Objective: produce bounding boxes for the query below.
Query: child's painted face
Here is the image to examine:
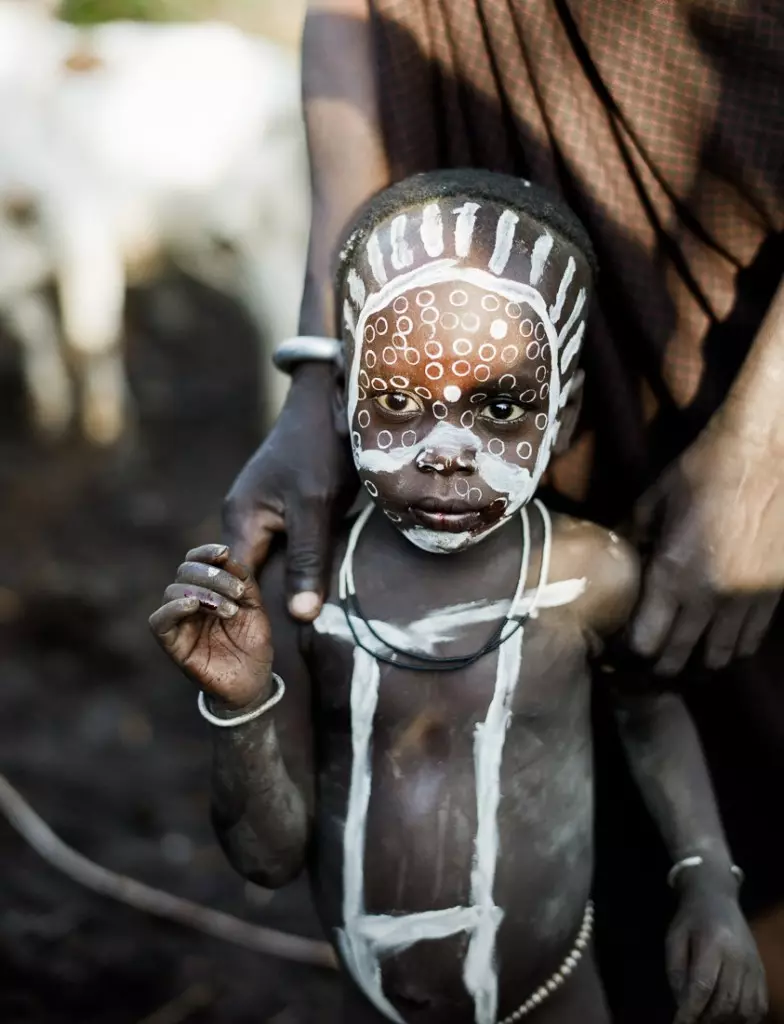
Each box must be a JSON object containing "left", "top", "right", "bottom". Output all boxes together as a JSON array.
[{"left": 341, "top": 200, "right": 591, "bottom": 553}]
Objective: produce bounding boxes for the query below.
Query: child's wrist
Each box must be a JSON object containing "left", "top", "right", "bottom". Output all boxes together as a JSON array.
[
  {"left": 205, "top": 673, "right": 275, "bottom": 719},
  {"left": 671, "top": 856, "right": 743, "bottom": 900}
]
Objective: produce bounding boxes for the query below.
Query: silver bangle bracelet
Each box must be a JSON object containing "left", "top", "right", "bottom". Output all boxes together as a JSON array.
[
  {"left": 667, "top": 855, "right": 745, "bottom": 889},
  {"left": 197, "top": 673, "right": 286, "bottom": 728},
  {"left": 272, "top": 335, "right": 342, "bottom": 375}
]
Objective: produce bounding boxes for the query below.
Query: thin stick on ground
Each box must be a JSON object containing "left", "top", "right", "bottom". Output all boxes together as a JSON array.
[{"left": 0, "top": 773, "right": 338, "bottom": 970}]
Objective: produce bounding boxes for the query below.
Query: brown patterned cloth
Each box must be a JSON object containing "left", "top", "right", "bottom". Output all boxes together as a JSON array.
[{"left": 370, "top": 0, "right": 784, "bottom": 521}]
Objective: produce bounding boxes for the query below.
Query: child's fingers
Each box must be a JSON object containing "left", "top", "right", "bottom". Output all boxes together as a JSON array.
[
  {"left": 186, "top": 544, "right": 251, "bottom": 582},
  {"left": 149, "top": 596, "right": 200, "bottom": 637},
  {"left": 163, "top": 583, "right": 239, "bottom": 619},
  {"left": 176, "top": 560, "right": 245, "bottom": 601}
]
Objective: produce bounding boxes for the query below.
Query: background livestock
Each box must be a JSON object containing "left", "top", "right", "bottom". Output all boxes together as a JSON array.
[
  {"left": 0, "top": 2, "right": 347, "bottom": 1022},
  {"left": 0, "top": 1, "right": 308, "bottom": 445}
]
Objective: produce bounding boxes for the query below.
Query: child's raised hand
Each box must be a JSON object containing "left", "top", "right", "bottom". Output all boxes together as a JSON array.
[
  {"left": 149, "top": 544, "right": 273, "bottom": 710},
  {"left": 667, "top": 887, "right": 767, "bottom": 1024}
]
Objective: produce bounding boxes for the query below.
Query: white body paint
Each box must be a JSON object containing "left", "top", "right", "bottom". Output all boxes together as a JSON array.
[
  {"left": 314, "top": 504, "right": 574, "bottom": 1023},
  {"left": 529, "top": 233, "right": 553, "bottom": 286},
  {"left": 488, "top": 210, "right": 519, "bottom": 275},
  {"left": 421, "top": 203, "right": 445, "bottom": 257},
  {"left": 548, "top": 257, "right": 576, "bottom": 324}
]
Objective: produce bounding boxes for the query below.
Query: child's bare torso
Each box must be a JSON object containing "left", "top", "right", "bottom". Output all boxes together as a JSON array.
[{"left": 295, "top": 508, "right": 623, "bottom": 1023}]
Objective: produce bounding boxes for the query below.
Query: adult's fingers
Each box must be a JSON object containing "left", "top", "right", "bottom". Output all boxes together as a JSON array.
[
  {"left": 221, "top": 501, "right": 283, "bottom": 573},
  {"left": 656, "top": 600, "right": 715, "bottom": 676},
  {"left": 285, "top": 497, "right": 332, "bottom": 621},
  {"left": 176, "top": 561, "right": 246, "bottom": 602},
  {"left": 738, "top": 592, "right": 781, "bottom": 659},
  {"left": 675, "top": 946, "right": 721, "bottom": 1024},
  {"left": 149, "top": 597, "right": 200, "bottom": 640},
  {"left": 628, "top": 559, "right": 681, "bottom": 659},
  {"left": 163, "top": 584, "right": 238, "bottom": 619},
  {"left": 703, "top": 598, "right": 753, "bottom": 671}
]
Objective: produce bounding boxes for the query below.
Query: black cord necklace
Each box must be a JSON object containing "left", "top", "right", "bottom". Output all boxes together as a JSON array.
[{"left": 338, "top": 502, "right": 548, "bottom": 673}]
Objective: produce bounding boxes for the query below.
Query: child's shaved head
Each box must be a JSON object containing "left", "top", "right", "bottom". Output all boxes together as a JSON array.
[{"left": 335, "top": 170, "right": 595, "bottom": 554}]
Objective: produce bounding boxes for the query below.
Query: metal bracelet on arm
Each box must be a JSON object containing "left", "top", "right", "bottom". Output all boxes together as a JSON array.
[
  {"left": 272, "top": 336, "right": 342, "bottom": 375},
  {"left": 667, "top": 855, "right": 745, "bottom": 889},
  {"left": 197, "top": 673, "right": 286, "bottom": 728}
]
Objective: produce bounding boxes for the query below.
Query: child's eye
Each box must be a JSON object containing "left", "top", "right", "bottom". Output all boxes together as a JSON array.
[
  {"left": 373, "top": 393, "right": 422, "bottom": 417},
  {"left": 478, "top": 399, "right": 527, "bottom": 424}
]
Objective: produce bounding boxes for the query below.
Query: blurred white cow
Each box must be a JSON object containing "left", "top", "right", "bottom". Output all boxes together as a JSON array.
[{"left": 0, "top": 0, "right": 308, "bottom": 444}]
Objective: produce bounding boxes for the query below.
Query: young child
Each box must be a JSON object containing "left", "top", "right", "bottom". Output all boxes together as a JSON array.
[{"left": 150, "top": 172, "right": 766, "bottom": 1024}]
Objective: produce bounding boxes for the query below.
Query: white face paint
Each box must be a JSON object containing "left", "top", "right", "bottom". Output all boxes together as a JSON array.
[{"left": 340, "top": 202, "right": 590, "bottom": 555}]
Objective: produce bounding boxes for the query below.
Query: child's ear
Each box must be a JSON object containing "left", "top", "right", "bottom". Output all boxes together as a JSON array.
[
  {"left": 331, "top": 359, "right": 350, "bottom": 438},
  {"left": 553, "top": 369, "right": 584, "bottom": 455}
]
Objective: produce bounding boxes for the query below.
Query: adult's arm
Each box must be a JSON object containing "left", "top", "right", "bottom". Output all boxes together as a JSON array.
[
  {"left": 629, "top": 275, "right": 784, "bottom": 673},
  {"left": 222, "top": 0, "right": 390, "bottom": 620}
]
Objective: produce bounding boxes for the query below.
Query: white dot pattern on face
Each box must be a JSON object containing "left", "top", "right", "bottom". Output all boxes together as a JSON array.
[
  {"left": 441, "top": 311, "right": 459, "bottom": 330},
  {"left": 535, "top": 413, "right": 548, "bottom": 431},
  {"left": 383, "top": 347, "right": 398, "bottom": 365},
  {"left": 534, "top": 322, "right": 546, "bottom": 341},
  {"left": 404, "top": 348, "right": 421, "bottom": 365},
  {"left": 461, "top": 410, "right": 475, "bottom": 428},
  {"left": 453, "top": 338, "right": 473, "bottom": 356},
  {"left": 397, "top": 316, "right": 413, "bottom": 335},
  {"left": 501, "top": 345, "right": 518, "bottom": 363},
  {"left": 470, "top": 393, "right": 488, "bottom": 404},
  {"left": 390, "top": 375, "right": 409, "bottom": 388},
  {"left": 499, "top": 374, "right": 516, "bottom": 390},
  {"left": 526, "top": 341, "right": 540, "bottom": 360},
  {"left": 540, "top": 383, "right": 550, "bottom": 400},
  {"left": 357, "top": 386, "right": 367, "bottom": 401},
  {"left": 376, "top": 317, "right": 388, "bottom": 336},
  {"left": 488, "top": 438, "right": 506, "bottom": 456},
  {"left": 433, "top": 401, "right": 448, "bottom": 419},
  {"left": 416, "top": 290, "right": 435, "bottom": 307},
  {"left": 474, "top": 364, "right": 491, "bottom": 382},
  {"left": 402, "top": 430, "right": 418, "bottom": 447},
  {"left": 536, "top": 365, "right": 547, "bottom": 382},
  {"left": 520, "top": 319, "right": 534, "bottom": 338},
  {"left": 421, "top": 306, "right": 439, "bottom": 325},
  {"left": 452, "top": 359, "right": 471, "bottom": 377},
  {"left": 415, "top": 386, "right": 432, "bottom": 399},
  {"left": 358, "top": 410, "right": 370, "bottom": 428},
  {"left": 506, "top": 303, "right": 522, "bottom": 318},
  {"left": 425, "top": 340, "right": 443, "bottom": 359},
  {"left": 490, "top": 319, "right": 508, "bottom": 340},
  {"left": 371, "top": 377, "right": 387, "bottom": 390},
  {"left": 352, "top": 431, "right": 362, "bottom": 450},
  {"left": 517, "top": 441, "right": 533, "bottom": 460},
  {"left": 450, "top": 290, "right": 469, "bottom": 307},
  {"left": 359, "top": 369, "right": 370, "bottom": 387},
  {"left": 364, "top": 324, "right": 376, "bottom": 344},
  {"left": 365, "top": 350, "right": 376, "bottom": 368},
  {"left": 377, "top": 430, "right": 393, "bottom": 448},
  {"left": 393, "top": 296, "right": 408, "bottom": 314},
  {"left": 385, "top": 510, "right": 402, "bottom": 522},
  {"left": 426, "top": 362, "right": 444, "bottom": 380},
  {"left": 482, "top": 294, "right": 500, "bottom": 312},
  {"left": 392, "top": 333, "right": 408, "bottom": 350},
  {"left": 444, "top": 385, "right": 461, "bottom": 403},
  {"left": 364, "top": 480, "right": 379, "bottom": 496},
  {"left": 479, "top": 343, "right": 497, "bottom": 361},
  {"left": 520, "top": 388, "right": 536, "bottom": 402}
]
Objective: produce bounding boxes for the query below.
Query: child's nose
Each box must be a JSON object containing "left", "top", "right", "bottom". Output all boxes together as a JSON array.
[{"left": 415, "top": 445, "right": 477, "bottom": 475}]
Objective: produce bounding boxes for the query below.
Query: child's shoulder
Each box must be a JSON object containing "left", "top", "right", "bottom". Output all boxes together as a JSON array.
[{"left": 548, "top": 512, "right": 640, "bottom": 637}]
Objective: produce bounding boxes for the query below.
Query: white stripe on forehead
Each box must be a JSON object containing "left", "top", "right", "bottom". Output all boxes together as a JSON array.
[
  {"left": 529, "top": 232, "right": 553, "bottom": 286},
  {"left": 488, "top": 210, "right": 519, "bottom": 275},
  {"left": 390, "top": 215, "right": 414, "bottom": 270},
  {"left": 454, "top": 202, "right": 481, "bottom": 258},
  {"left": 420, "top": 204, "right": 445, "bottom": 257}
]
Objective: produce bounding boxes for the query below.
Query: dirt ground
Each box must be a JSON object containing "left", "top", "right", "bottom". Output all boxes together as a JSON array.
[{"left": 0, "top": 278, "right": 344, "bottom": 1024}]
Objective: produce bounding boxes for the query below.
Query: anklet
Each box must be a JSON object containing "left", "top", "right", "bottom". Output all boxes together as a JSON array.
[{"left": 497, "top": 901, "right": 594, "bottom": 1023}]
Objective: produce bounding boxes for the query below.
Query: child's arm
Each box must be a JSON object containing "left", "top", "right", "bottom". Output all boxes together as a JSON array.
[
  {"left": 612, "top": 688, "right": 767, "bottom": 1024},
  {"left": 150, "top": 544, "right": 313, "bottom": 888}
]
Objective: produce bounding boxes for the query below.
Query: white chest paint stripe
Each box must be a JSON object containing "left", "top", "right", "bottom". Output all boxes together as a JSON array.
[{"left": 324, "top": 502, "right": 562, "bottom": 1024}]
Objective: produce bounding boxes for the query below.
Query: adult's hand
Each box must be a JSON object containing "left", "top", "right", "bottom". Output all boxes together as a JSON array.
[
  {"left": 222, "top": 362, "right": 357, "bottom": 622},
  {"left": 628, "top": 417, "right": 783, "bottom": 675}
]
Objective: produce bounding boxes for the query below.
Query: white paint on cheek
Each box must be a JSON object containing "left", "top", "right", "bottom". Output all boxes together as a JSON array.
[
  {"left": 560, "top": 321, "right": 585, "bottom": 374},
  {"left": 529, "top": 232, "right": 553, "bottom": 286},
  {"left": 347, "top": 269, "right": 367, "bottom": 309},
  {"left": 444, "top": 384, "right": 462, "bottom": 403},
  {"left": 488, "top": 210, "right": 519, "bottom": 275},
  {"left": 557, "top": 288, "right": 586, "bottom": 350},
  {"left": 453, "top": 202, "right": 481, "bottom": 258},
  {"left": 421, "top": 204, "right": 445, "bottom": 258},
  {"left": 549, "top": 256, "right": 576, "bottom": 324},
  {"left": 367, "top": 231, "right": 388, "bottom": 285},
  {"left": 390, "top": 215, "right": 414, "bottom": 270}
]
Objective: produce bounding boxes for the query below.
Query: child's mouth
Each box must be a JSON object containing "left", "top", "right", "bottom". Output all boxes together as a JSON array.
[{"left": 409, "top": 499, "right": 486, "bottom": 533}]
